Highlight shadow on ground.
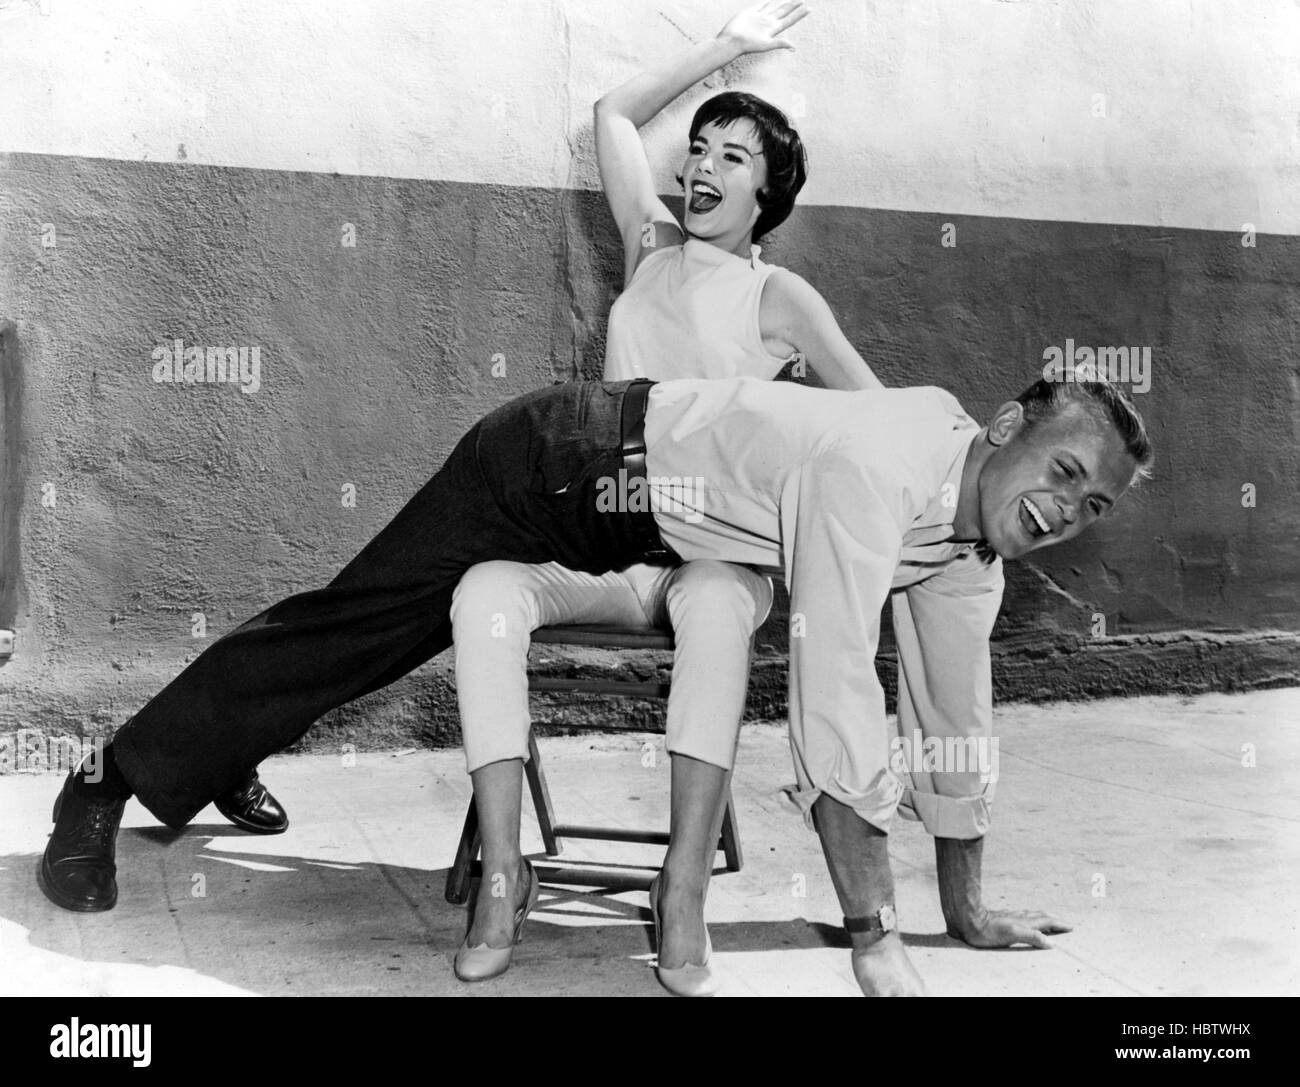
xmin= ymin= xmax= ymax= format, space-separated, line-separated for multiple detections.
xmin=2 ymin=825 xmax=955 ymax=996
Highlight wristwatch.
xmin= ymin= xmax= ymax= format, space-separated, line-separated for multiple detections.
xmin=843 ymin=903 xmax=898 ymax=939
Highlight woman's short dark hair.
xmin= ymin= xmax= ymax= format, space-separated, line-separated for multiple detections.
xmin=684 ymin=91 xmax=808 ymax=242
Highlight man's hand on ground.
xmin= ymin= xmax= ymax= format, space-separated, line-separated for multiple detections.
xmin=935 ymin=837 xmax=1071 ymax=949
xmin=948 ymin=908 xmax=1072 ymax=949
xmin=850 ymin=933 xmax=927 ymax=996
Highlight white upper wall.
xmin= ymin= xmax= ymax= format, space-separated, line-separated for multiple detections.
xmin=1 ymin=0 xmax=1296 ymax=233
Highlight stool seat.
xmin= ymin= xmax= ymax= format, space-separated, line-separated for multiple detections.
xmin=444 ymin=621 xmax=747 ymax=903
xmin=531 ymin=624 xmax=674 ymax=651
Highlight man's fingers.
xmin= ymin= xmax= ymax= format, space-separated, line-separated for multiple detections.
xmin=966 ymin=911 xmax=1071 ymax=948
xmin=1000 ymin=909 xmax=1073 ymax=934
xmin=993 ymin=916 xmax=1060 ymax=948
xmin=1019 ymin=910 xmax=1073 ymax=934
xmin=998 ymin=921 xmax=1053 ymax=949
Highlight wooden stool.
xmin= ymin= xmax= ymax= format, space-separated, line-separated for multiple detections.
xmin=444 ymin=623 xmax=746 ymax=904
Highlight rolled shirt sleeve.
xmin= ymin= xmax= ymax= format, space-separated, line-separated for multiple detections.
xmin=781 ymin=449 xmax=908 ymax=832
xmin=891 ymin=553 xmax=1005 ymax=839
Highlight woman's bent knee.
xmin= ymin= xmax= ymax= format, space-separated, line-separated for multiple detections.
xmin=451 ymin=561 xmax=543 ymax=638
xmin=664 ymin=560 xmax=774 ymax=634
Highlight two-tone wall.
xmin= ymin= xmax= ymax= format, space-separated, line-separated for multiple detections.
xmin=1 ymin=0 xmax=1297 ymax=754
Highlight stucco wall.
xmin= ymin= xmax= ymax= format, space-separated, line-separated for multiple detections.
xmin=1 ymin=1 xmax=1297 ymax=754
xmin=3 ymin=0 xmax=1297 ymax=231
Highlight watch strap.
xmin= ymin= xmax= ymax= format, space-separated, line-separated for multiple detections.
xmin=843 ymin=904 xmax=896 ymax=934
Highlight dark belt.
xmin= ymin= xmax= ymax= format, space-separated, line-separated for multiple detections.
xmin=619 ymin=379 xmax=676 ymax=563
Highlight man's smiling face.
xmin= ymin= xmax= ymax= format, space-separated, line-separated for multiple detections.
xmin=972 ymin=399 xmax=1141 ymax=561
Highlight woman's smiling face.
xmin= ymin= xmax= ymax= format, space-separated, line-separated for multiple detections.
xmin=681 ymin=119 xmax=767 ymax=244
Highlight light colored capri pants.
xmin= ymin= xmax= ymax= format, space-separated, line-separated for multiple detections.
xmin=451 ymin=559 xmax=773 ymax=773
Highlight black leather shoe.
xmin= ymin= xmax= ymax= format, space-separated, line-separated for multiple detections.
xmin=38 ymin=772 xmax=126 ymax=913
xmin=214 ymin=770 xmax=289 ymax=834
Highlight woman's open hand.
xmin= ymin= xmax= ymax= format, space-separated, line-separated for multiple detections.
xmin=718 ymin=0 xmax=810 ymax=56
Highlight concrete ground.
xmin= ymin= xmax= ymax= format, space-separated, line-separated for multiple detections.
xmin=0 ymin=688 xmax=1296 ymax=998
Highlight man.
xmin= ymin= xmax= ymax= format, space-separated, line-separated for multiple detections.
xmin=41 ymin=371 xmax=1151 ymax=996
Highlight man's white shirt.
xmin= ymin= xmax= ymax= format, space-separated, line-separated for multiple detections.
xmin=644 ymin=378 xmax=1004 ymax=838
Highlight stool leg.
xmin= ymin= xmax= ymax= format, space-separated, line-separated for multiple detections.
xmin=525 ymin=730 xmax=561 ymax=855
xmin=719 ymin=791 xmax=743 ymax=873
xmin=444 ymin=799 xmax=481 ymax=905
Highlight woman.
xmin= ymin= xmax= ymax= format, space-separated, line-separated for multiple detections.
xmin=452 ymin=0 xmax=884 ymax=995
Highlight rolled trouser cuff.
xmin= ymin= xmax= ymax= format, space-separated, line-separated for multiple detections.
xmin=896 ymin=787 xmax=991 ymax=839
xmin=782 ymin=772 xmax=906 ymax=836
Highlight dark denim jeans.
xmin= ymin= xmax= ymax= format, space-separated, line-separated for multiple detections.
xmin=113 ymin=380 xmax=667 ymax=827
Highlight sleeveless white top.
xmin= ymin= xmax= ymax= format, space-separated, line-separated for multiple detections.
xmin=603 ymin=238 xmax=794 ymax=382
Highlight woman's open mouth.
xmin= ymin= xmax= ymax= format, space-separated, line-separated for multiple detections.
xmin=688 ymin=180 xmax=723 ymax=214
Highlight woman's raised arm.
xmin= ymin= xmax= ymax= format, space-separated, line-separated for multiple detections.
xmin=594 ymin=1 xmax=808 ymax=281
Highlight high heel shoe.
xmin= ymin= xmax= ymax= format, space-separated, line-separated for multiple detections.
xmin=648 ymin=874 xmax=719 ymax=997
xmin=454 ymin=859 xmax=540 ymax=982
